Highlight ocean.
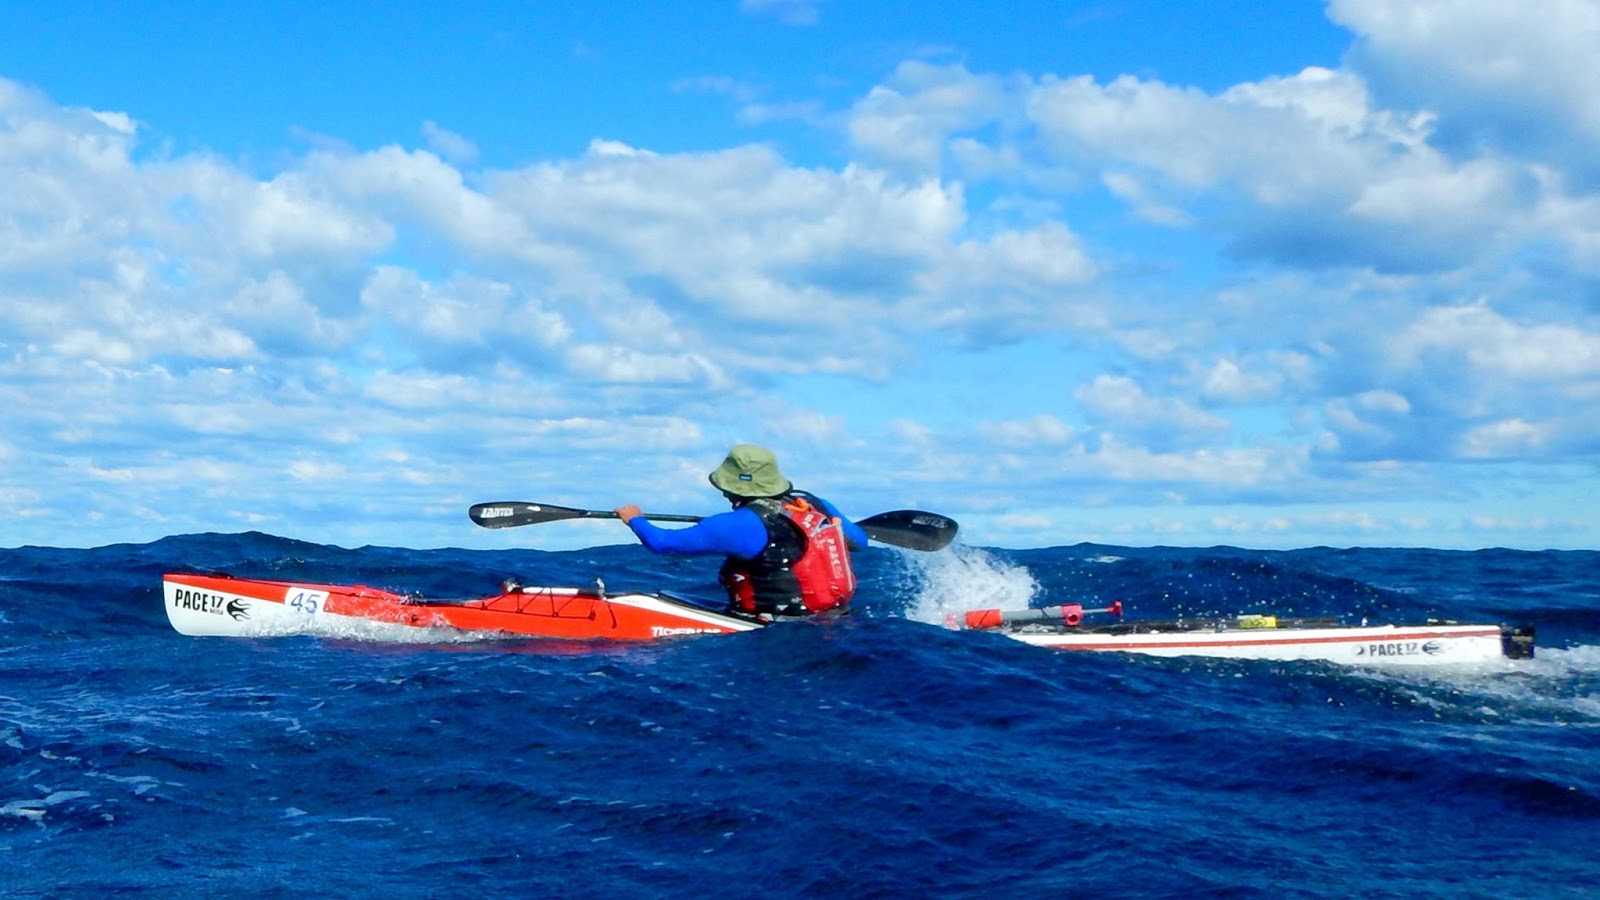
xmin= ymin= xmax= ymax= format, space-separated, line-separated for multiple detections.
xmin=2 ymin=533 xmax=1597 ymax=898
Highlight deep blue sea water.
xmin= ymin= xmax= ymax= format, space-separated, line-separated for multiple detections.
xmin=2 ymin=533 xmax=1598 ymax=898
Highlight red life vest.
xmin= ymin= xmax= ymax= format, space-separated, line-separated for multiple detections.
xmin=719 ymin=495 xmax=857 ymax=616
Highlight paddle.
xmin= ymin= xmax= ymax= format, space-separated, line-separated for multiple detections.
xmin=467 ymin=502 xmax=959 ymax=552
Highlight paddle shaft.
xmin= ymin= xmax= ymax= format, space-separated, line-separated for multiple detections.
xmin=468 ymin=501 xmax=958 ymax=552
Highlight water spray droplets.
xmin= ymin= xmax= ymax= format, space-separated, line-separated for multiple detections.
xmin=898 ymin=545 xmax=1039 ymax=625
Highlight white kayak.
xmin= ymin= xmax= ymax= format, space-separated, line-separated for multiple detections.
xmin=956 ymin=603 xmax=1535 ymax=666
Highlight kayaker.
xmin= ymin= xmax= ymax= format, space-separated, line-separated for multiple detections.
xmin=615 ymin=444 xmax=867 ymax=618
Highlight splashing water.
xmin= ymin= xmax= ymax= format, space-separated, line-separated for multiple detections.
xmin=1340 ymin=643 xmax=1600 ymax=727
xmin=896 ymin=544 xmax=1040 ymax=625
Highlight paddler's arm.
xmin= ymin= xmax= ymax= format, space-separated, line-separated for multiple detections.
xmin=615 ymin=506 xmax=767 ymax=558
xmin=800 ymin=493 xmax=869 ymax=551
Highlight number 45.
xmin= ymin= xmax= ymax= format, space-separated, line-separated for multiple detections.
xmin=286 ymin=589 xmax=326 ymax=615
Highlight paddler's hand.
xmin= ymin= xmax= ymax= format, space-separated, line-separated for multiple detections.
xmin=615 ymin=504 xmax=642 ymax=524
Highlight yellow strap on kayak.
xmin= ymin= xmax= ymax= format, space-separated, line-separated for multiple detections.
xmin=1236 ymin=614 xmax=1278 ymax=629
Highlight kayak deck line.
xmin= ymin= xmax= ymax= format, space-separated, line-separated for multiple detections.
xmin=955 ymin=600 xmax=1536 ymax=666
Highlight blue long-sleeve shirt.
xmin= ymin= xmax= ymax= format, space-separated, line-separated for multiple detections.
xmin=627 ymin=494 xmax=868 ymax=559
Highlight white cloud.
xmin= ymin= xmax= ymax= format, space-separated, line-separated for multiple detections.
xmin=564 ymin=345 xmax=727 ymax=387
xmin=955 ymin=222 xmax=1096 ymax=288
xmin=1088 ymin=435 xmax=1289 ymax=487
xmin=842 ymin=55 xmax=1588 ymax=274
xmin=1021 ymin=65 xmax=1443 ymax=204
xmin=1459 ymin=418 xmax=1547 ymax=458
xmin=739 ymin=0 xmax=821 ymax=26
xmin=1330 ymin=0 xmax=1600 ymax=166
xmin=980 ymin=414 xmax=1078 ymax=447
xmin=1075 ymin=376 xmax=1228 ymax=448
xmin=1103 ymin=171 xmax=1192 ymax=227
xmin=306 ymin=145 xmax=525 ymax=255
xmin=227 ymin=169 xmax=396 ymax=261
xmin=765 ymin=408 xmax=850 ymax=443
xmin=993 ymin=512 xmax=1052 ymax=530
xmin=480 ymin=141 xmax=1106 ymax=357
xmin=421 ymin=121 xmax=478 ymax=165
xmin=362 ymin=267 xmax=512 ymax=344
xmin=1355 ymin=390 xmax=1411 ymax=415
xmin=287 ymin=459 xmax=347 ymax=482
xmin=888 ymin=419 xmax=935 ymax=446
xmin=1395 ymin=303 xmax=1600 ymax=381
xmin=1030 ymin=67 xmax=1529 ymax=271
xmin=364 ymin=371 xmax=507 ymax=412
xmin=587 ymin=138 xmax=655 ymax=159
xmin=221 ymin=271 xmax=359 ymax=356
xmin=1198 ymin=357 xmax=1285 ymax=404
xmin=849 ymin=62 xmax=1018 ymax=172
xmin=1302 ymin=510 xmax=1384 ymax=533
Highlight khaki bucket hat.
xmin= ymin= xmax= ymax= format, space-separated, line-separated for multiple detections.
xmin=708 ymin=444 xmax=792 ymax=498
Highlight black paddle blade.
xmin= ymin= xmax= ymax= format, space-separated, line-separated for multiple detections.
xmin=857 ymin=510 xmax=959 ymax=552
xmin=468 ymin=501 xmax=598 ymax=529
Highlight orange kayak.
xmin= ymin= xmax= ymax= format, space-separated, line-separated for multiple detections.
xmin=163 ymin=572 xmax=764 ymax=642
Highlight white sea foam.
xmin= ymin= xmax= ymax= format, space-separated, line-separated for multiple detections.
xmin=225 ymin=615 xmax=502 ymax=645
xmin=1523 ymin=643 xmax=1600 ymax=675
xmin=1360 ymin=643 xmax=1600 ymax=724
xmin=0 ymin=790 xmax=91 ymax=822
xmin=1 ymin=801 xmax=48 ymax=821
xmin=897 ymin=544 xmax=1039 ymax=625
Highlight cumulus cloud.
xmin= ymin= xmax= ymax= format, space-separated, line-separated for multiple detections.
xmin=978 ymin=415 xmax=1079 ymax=450
xmin=1331 ymin=0 xmax=1600 ymax=176
xmin=740 ymin=0 xmax=821 ymax=26
xmin=1459 ymin=418 xmax=1547 ymax=458
xmin=1394 ymin=303 xmax=1600 ymax=382
xmin=1086 ymin=435 xmax=1290 ymax=488
xmin=564 ymin=344 xmax=729 ymax=387
xmin=1197 ymin=357 xmax=1290 ymax=404
xmin=849 ymin=62 xmax=1019 ymax=172
xmin=421 ymin=121 xmax=478 ymax=165
xmin=287 ymin=459 xmax=347 ymax=482
xmin=1075 ymin=376 xmax=1229 ymax=450
xmin=1317 ymin=389 xmax=1417 ymax=461
xmin=842 ymin=55 xmax=1582 ymax=274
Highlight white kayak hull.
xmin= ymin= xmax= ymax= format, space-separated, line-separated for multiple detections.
xmin=1001 ymin=622 xmax=1522 ymax=666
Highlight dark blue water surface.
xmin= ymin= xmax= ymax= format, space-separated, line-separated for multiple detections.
xmin=2 ymin=534 xmax=1597 ymax=898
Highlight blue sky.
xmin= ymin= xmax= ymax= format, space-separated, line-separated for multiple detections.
xmin=2 ymin=0 xmax=1597 ymax=552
